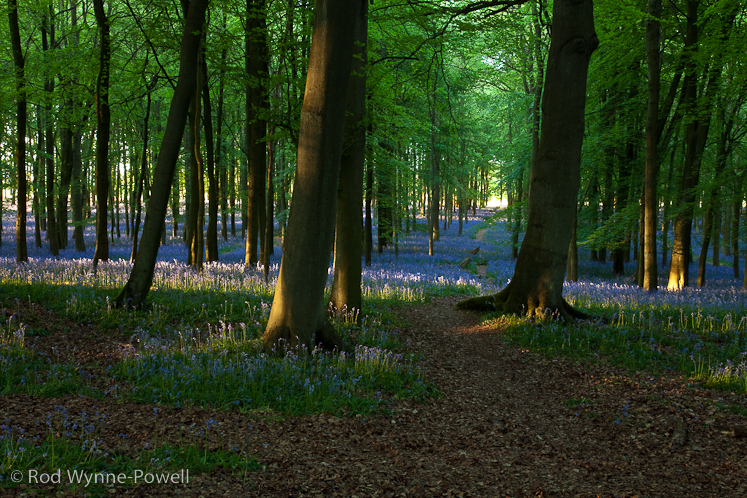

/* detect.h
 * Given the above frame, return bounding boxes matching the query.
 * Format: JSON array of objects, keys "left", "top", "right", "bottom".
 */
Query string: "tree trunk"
[
  {"left": 130, "top": 91, "right": 151, "bottom": 263},
  {"left": 202, "top": 50, "right": 219, "bottom": 263},
  {"left": 72, "top": 126, "right": 85, "bottom": 252},
  {"left": 187, "top": 53, "right": 205, "bottom": 270},
  {"left": 329, "top": 0, "right": 367, "bottom": 317},
  {"left": 43, "top": 11, "right": 59, "bottom": 257},
  {"left": 92, "top": 0, "right": 110, "bottom": 267},
  {"left": 245, "top": 0, "right": 268, "bottom": 267},
  {"left": 697, "top": 113, "right": 732, "bottom": 286},
  {"left": 732, "top": 199, "right": 741, "bottom": 279},
  {"left": 33, "top": 114, "right": 42, "bottom": 249},
  {"left": 458, "top": 0, "right": 597, "bottom": 321},
  {"left": 113, "top": 0, "right": 209, "bottom": 307},
  {"left": 262, "top": 0, "right": 361, "bottom": 354},
  {"left": 667, "top": 0, "right": 728, "bottom": 289},
  {"left": 9, "top": 0, "right": 28, "bottom": 262},
  {"left": 364, "top": 157, "right": 373, "bottom": 266},
  {"left": 642, "top": 0, "right": 660, "bottom": 291},
  {"left": 58, "top": 105, "right": 74, "bottom": 250},
  {"left": 217, "top": 45, "right": 228, "bottom": 241},
  {"left": 566, "top": 210, "right": 578, "bottom": 282}
]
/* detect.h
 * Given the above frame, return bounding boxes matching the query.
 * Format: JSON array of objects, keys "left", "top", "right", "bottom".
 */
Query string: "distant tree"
[{"left": 92, "top": 0, "right": 110, "bottom": 267}]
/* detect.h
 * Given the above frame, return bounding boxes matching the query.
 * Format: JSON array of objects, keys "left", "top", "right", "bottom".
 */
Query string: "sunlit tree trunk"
[
  {"left": 642, "top": 0, "right": 660, "bottom": 291},
  {"left": 458, "top": 0, "right": 597, "bottom": 320},
  {"left": 263, "top": 0, "right": 361, "bottom": 354}
]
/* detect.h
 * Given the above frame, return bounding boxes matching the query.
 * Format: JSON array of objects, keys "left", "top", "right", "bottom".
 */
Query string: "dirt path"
[{"left": 2, "top": 298, "right": 746, "bottom": 497}]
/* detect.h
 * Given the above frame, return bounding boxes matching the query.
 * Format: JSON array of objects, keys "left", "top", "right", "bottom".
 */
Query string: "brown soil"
[{"left": 2, "top": 297, "right": 747, "bottom": 497}]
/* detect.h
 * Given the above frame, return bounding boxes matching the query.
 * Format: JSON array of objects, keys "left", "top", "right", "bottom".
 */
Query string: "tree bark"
[
  {"left": 364, "top": 155, "right": 373, "bottom": 266},
  {"left": 92, "top": 0, "right": 110, "bottom": 267},
  {"left": 244, "top": 0, "right": 268, "bottom": 267},
  {"left": 131, "top": 91, "right": 151, "bottom": 263},
  {"left": 9, "top": 0, "right": 27, "bottom": 262},
  {"left": 329, "top": 0, "right": 367, "bottom": 317},
  {"left": 697, "top": 112, "right": 732, "bottom": 286},
  {"left": 187, "top": 50, "right": 205, "bottom": 270},
  {"left": 667, "top": 0, "right": 728, "bottom": 289},
  {"left": 113, "top": 0, "right": 209, "bottom": 307},
  {"left": 43, "top": 10, "right": 59, "bottom": 257},
  {"left": 72, "top": 127, "right": 85, "bottom": 251},
  {"left": 458, "top": 0, "right": 597, "bottom": 320},
  {"left": 262, "top": 0, "right": 361, "bottom": 354},
  {"left": 202, "top": 50, "right": 219, "bottom": 263},
  {"left": 642, "top": 0, "right": 660, "bottom": 291}
]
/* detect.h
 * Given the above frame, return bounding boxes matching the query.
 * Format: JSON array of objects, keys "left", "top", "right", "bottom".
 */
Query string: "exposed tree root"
[{"left": 456, "top": 283, "right": 591, "bottom": 323}]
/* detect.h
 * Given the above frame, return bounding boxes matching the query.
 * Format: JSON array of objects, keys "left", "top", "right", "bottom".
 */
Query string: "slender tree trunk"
[
  {"left": 72, "top": 126, "right": 85, "bottom": 251},
  {"left": 642, "top": 0, "right": 660, "bottom": 291},
  {"left": 667, "top": 0, "right": 728, "bottom": 289},
  {"left": 9, "top": 0, "right": 27, "bottom": 262},
  {"left": 364, "top": 155, "right": 373, "bottom": 266},
  {"left": 732, "top": 199, "right": 741, "bottom": 279},
  {"left": 458, "top": 0, "right": 597, "bottom": 320},
  {"left": 697, "top": 113, "right": 732, "bottom": 286},
  {"left": 92, "top": 0, "right": 110, "bottom": 267},
  {"left": 263, "top": 0, "right": 361, "bottom": 354},
  {"left": 131, "top": 91, "right": 151, "bottom": 263},
  {"left": 202, "top": 50, "right": 219, "bottom": 262},
  {"left": 245, "top": 0, "right": 268, "bottom": 267},
  {"left": 217, "top": 44, "right": 228, "bottom": 241},
  {"left": 113, "top": 0, "right": 209, "bottom": 306},
  {"left": 33, "top": 115, "right": 42, "bottom": 249},
  {"left": 329, "top": 0, "right": 367, "bottom": 316},
  {"left": 42, "top": 11, "right": 59, "bottom": 257},
  {"left": 58, "top": 103, "right": 74, "bottom": 250},
  {"left": 187, "top": 54, "right": 205, "bottom": 270}
]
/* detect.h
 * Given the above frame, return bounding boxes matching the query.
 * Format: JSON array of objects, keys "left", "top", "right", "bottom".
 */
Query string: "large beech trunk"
[
  {"left": 458, "top": 0, "right": 597, "bottom": 321},
  {"left": 113, "top": 0, "right": 209, "bottom": 307},
  {"left": 262, "top": 0, "right": 361, "bottom": 354}
]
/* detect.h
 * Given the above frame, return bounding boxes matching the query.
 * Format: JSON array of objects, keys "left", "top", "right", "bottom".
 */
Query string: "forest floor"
[{"left": 2, "top": 294, "right": 747, "bottom": 497}]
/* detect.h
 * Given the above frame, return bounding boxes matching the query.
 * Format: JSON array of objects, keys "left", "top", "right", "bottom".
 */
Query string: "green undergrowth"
[
  {"left": 107, "top": 306, "right": 436, "bottom": 417},
  {"left": 485, "top": 304, "right": 747, "bottom": 393},
  {"left": 0, "top": 425, "right": 258, "bottom": 494},
  {"left": 1, "top": 324, "right": 98, "bottom": 398}
]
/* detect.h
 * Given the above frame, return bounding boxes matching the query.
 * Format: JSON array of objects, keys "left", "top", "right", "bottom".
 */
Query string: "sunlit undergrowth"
[{"left": 486, "top": 280, "right": 747, "bottom": 393}]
